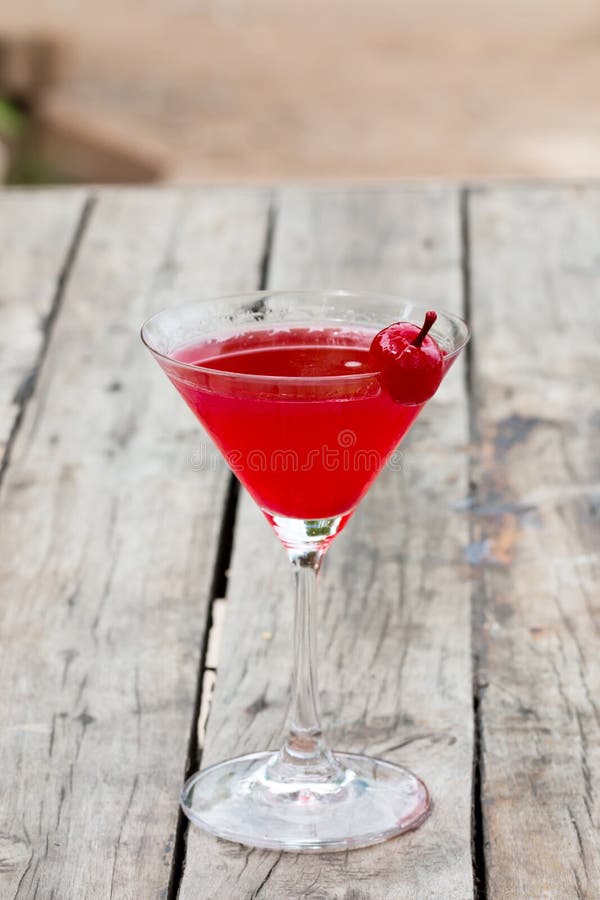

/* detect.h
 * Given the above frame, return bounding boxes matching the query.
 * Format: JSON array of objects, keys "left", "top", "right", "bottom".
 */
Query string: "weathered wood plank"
[
  {"left": 0, "top": 189, "right": 88, "bottom": 465},
  {"left": 469, "top": 186, "right": 600, "bottom": 897},
  {"left": 180, "top": 186, "right": 473, "bottom": 899},
  {"left": 0, "top": 187, "right": 271, "bottom": 898}
]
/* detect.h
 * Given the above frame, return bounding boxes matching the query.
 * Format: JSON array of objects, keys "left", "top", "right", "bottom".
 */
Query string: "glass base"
[{"left": 181, "top": 751, "right": 430, "bottom": 852}]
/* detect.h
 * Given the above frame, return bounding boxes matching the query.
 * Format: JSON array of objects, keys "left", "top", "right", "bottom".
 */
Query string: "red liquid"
[{"left": 167, "top": 326, "right": 425, "bottom": 521}]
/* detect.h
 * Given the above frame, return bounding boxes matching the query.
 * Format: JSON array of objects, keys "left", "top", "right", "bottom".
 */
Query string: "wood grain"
[
  {"left": 0, "top": 187, "right": 271, "bottom": 898},
  {"left": 0, "top": 189, "right": 87, "bottom": 465},
  {"left": 469, "top": 186, "right": 600, "bottom": 897},
  {"left": 1, "top": 183, "right": 597, "bottom": 899},
  {"left": 180, "top": 186, "right": 474, "bottom": 899}
]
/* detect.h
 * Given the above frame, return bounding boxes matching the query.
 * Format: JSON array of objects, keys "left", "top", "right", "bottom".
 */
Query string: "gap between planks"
[
  {"left": 461, "top": 186, "right": 488, "bottom": 900},
  {"left": 166, "top": 476, "right": 240, "bottom": 900},
  {"left": 167, "top": 201, "right": 277, "bottom": 900},
  {"left": 0, "top": 195, "right": 94, "bottom": 490}
]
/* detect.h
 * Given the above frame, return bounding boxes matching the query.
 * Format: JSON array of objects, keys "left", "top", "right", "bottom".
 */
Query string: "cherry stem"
[{"left": 411, "top": 310, "right": 437, "bottom": 348}]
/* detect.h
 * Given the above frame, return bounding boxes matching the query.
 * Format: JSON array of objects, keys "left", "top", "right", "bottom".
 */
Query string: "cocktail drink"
[
  {"left": 171, "top": 325, "right": 424, "bottom": 537},
  {"left": 141, "top": 291, "right": 469, "bottom": 852}
]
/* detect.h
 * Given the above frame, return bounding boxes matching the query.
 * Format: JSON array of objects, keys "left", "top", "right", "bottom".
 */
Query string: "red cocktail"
[
  {"left": 172, "top": 326, "right": 425, "bottom": 527},
  {"left": 142, "top": 290, "right": 469, "bottom": 852}
]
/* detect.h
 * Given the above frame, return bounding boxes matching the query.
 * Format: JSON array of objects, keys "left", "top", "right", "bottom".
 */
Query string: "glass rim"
[{"left": 140, "top": 289, "right": 471, "bottom": 384}]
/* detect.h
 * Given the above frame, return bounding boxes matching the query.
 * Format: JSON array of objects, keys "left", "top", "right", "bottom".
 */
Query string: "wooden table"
[{"left": 0, "top": 185, "right": 598, "bottom": 899}]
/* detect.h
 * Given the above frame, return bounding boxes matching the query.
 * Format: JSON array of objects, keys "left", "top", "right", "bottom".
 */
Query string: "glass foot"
[{"left": 181, "top": 751, "right": 430, "bottom": 852}]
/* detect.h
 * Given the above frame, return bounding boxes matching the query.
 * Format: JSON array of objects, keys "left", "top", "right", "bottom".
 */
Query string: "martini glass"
[{"left": 141, "top": 290, "right": 469, "bottom": 852}]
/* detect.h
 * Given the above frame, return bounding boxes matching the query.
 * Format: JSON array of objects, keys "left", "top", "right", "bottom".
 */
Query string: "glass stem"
[
  {"left": 266, "top": 547, "right": 343, "bottom": 784},
  {"left": 286, "top": 549, "right": 325, "bottom": 758}
]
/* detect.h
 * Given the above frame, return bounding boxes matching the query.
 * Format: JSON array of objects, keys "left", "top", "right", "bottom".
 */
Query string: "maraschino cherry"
[{"left": 369, "top": 311, "right": 444, "bottom": 405}]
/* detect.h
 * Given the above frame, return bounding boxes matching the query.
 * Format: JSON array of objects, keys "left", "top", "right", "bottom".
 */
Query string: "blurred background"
[{"left": 1, "top": 0, "right": 600, "bottom": 184}]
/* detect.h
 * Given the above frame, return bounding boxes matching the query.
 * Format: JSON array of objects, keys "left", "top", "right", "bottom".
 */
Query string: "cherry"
[{"left": 369, "top": 311, "right": 444, "bottom": 405}]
